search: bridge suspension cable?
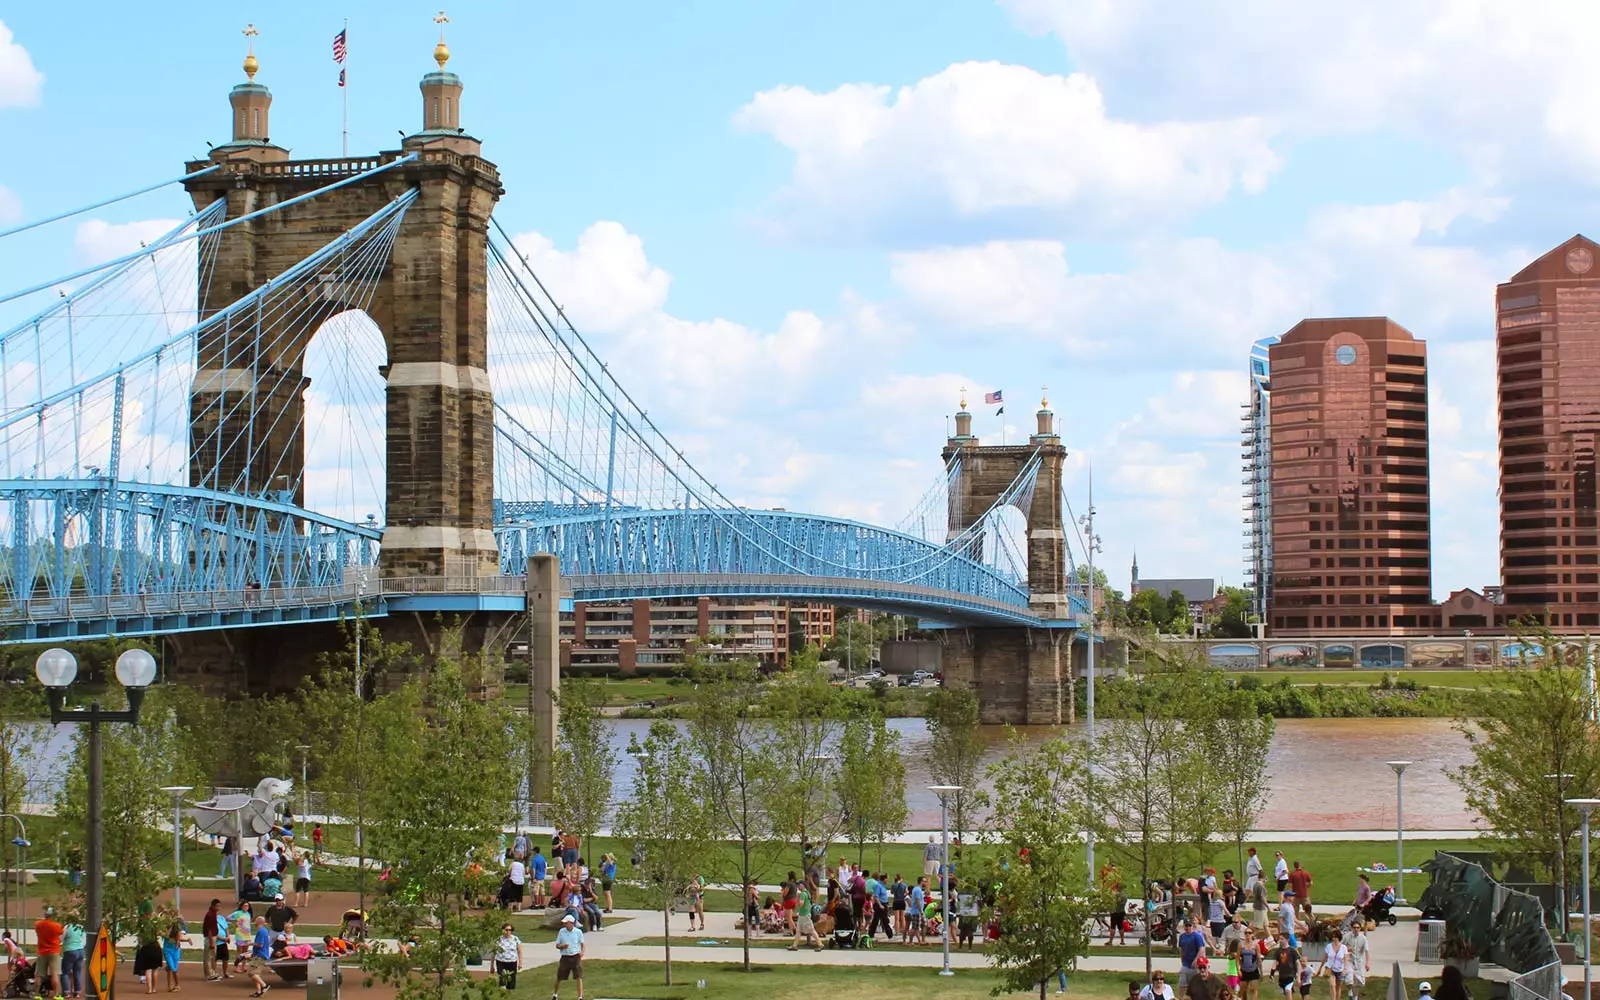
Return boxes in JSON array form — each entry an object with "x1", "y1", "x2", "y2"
[
  {"x1": 0, "y1": 165, "x2": 222, "y2": 242},
  {"x1": 0, "y1": 154, "x2": 416, "y2": 309}
]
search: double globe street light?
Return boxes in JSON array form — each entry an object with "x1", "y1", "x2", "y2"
[{"x1": 36, "y1": 646, "x2": 158, "y2": 939}]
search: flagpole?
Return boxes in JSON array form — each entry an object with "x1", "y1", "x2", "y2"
[{"x1": 341, "y1": 18, "x2": 349, "y2": 157}]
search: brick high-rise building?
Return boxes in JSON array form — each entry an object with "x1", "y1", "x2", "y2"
[
  {"x1": 1265, "y1": 318, "x2": 1436, "y2": 635},
  {"x1": 1495, "y1": 236, "x2": 1600, "y2": 629}
]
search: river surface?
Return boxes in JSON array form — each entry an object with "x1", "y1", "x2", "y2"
[
  {"x1": 13, "y1": 717, "x2": 1474, "y2": 832},
  {"x1": 594, "y1": 716, "x2": 1474, "y2": 832}
]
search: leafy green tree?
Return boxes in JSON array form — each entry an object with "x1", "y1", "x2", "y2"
[
  {"x1": 615, "y1": 722, "x2": 715, "y2": 986},
  {"x1": 550, "y1": 679, "x2": 617, "y2": 861},
  {"x1": 836, "y1": 712, "x2": 908, "y2": 869},
  {"x1": 1126, "y1": 589, "x2": 1172, "y2": 630},
  {"x1": 1098, "y1": 655, "x2": 1215, "y2": 969},
  {"x1": 686, "y1": 658, "x2": 782, "y2": 971},
  {"x1": 763, "y1": 650, "x2": 844, "y2": 872},
  {"x1": 360, "y1": 656, "x2": 522, "y2": 1000},
  {"x1": 1207, "y1": 690, "x2": 1275, "y2": 877},
  {"x1": 1211, "y1": 586, "x2": 1256, "y2": 638},
  {"x1": 925, "y1": 686, "x2": 983, "y2": 839},
  {"x1": 980, "y1": 736, "x2": 1100, "y2": 1000},
  {"x1": 1450, "y1": 629, "x2": 1600, "y2": 932}
]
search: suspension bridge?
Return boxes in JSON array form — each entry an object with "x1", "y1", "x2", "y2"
[{"x1": 0, "y1": 37, "x2": 1083, "y2": 722}]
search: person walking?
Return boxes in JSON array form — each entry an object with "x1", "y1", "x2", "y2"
[
  {"x1": 923, "y1": 836, "x2": 942, "y2": 880},
  {"x1": 493, "y1": 923, "x2": 522, "y2": 989},
  {"x1": 686, "y1": 872, "x2": 706, "y2": 932},
  {"x1": 1246, "y1": 848, "x2": 1264, "y2": 890},
  {"x1": 1251, "y1": 880, "x2": 1270, "y2": 933},
  {"x1": 1320, "y1": 928, "x2": 1349, "y2": 1000},
  {"x1": 1272, "y1": 933, "x2": 1301, "y2": 999},
  {"x1": 219, "y1": 836, "x2": 236, "y2": 879},
  {"x1": 1274, "y1": 852, "x2": 1290, "y2": 893},
  {"x1": 868, "y1": 872, "x2": 894, "y2": 940},
  {"x1": 162, "y1": 920, "x2": 190, "y2": 993},
  {"x1": 1344, "y1": 924, "x2": 1371, "y2": 1000},
  {"x1": 788, "y1": 881, "x2": 822, "y2": 952},
  {"x1": 530, "y1": 847, "x2": 549, "y2": 909},
  {"x1": 229, "y1": 903, "x2": 253, "y2": 975},
  {"x1": 1287, "y1": 862, "x2": 1313, "y2": 918},
  {"x1": 552, "y1": 913, "x2": 584, "y2": 1000},
  {"x1": 247, "y1": 916, "x2": 272, "y2": 998},
  {"x1": 1178, "y1": 918, "x2": 1208, "y2": 996},
  {"x1": 61, "y1": 916, "x2": 85, "y2": 999},
  {"x1": 891, "y1": 873, "x2": 909, "y2": 939},
  {"x1": 35, "y1": 905, "x2": 64, "y2": 998},
  {"x1": 310, "y1": 825, "x2": 323, "y2": 863},
  {"x1": 202, "y1": 899, "x2": 224, "y2": 981},
  {"x1": 1238, "y1": 928, "x2": 1264, "y2": 1000},
  {"x1": 1278, "y1": 891, "x2": 1299, "y2": 947}
]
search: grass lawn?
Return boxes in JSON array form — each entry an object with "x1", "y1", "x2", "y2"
[
  {"x1": 1266, "y1": 670, "x2": 1499, "y2": 689},
  {"x1": 508, "y1": 961, "x2": 1486, "y2": 1000}
]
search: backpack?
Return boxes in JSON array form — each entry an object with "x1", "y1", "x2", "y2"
[{"x1": 1240, "y1": 947, "x2": 1260, "y2": 975}]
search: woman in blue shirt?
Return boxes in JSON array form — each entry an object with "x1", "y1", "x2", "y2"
[{"x1": 600, "y1": 854, "x2": 617, "y2": 913}]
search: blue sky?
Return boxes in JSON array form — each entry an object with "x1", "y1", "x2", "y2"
[{"x1": 5, "y1": 1, "x2": 1600, "y2": 599}]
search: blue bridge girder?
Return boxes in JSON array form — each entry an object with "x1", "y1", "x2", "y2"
[{"x1": 0, "y1": 480, "x2": 1072, "y2": 643}]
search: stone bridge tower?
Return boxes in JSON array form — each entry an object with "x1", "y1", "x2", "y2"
[
  {"x1": 183, "y1": 33, "x2": 501, "y2": 580},
  {"x1": 938, "y1": 392, "x2": 1076, "y2": 724}
]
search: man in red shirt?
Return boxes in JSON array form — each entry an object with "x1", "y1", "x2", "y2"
[
  {"x1": 1286, "y1": 861, "x2": 1314, "y2": 917},
  {"x1": 34, "y1": 905, "x2": 63, "y2": 996}
]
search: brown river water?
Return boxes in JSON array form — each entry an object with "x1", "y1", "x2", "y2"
[{"x1": 601, "y1": 716, "x2": 1475, "y2": 831}]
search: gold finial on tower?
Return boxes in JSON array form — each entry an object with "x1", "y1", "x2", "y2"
[
  {"x1": 242, "y1": 23, "x2": 260, "y2": 81},
  {"x1": 959, "y1": 387, "x2": 968, "y2": 411},
  {"x1": 1041, "y1": 384, "x2": 1049, "y2": 409},
  {"x1": 432, "y1": 10, "x2": 451, "y2": 69}
]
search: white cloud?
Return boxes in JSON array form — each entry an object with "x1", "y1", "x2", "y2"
[
  {"x1": 0, "y1": 21, "x2": 42, "y2": 109},
  {"x1": 888, "y1": 186, "x2": 1520, "y2": 365},
  {"x1": 73, "y1": 218, "x2": 183, "y2": 266},
  {"x1": 510, "y1": 222, "x2": 668, "y2": 334},
  {"x1": 999, "y1": 0, "x2": 1600, "y2": 177},
  {"x1": 736, "y1": 60, "x2": 1278, "y2": 239}
]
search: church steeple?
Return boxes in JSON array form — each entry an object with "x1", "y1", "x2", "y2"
[{"x1": 1131, "y1": 550, "x2": 1139, "y2": 593}]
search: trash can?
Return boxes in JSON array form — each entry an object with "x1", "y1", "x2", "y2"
[{"x1": 306, "y1": 956, "x2": 341, "y2": 1000}]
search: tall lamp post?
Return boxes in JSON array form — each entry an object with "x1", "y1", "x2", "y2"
[
  {"x1": 1568, "y1": 797, "x2": 1600, "y2": 1000},
  {"x1": 0, "y1": 815, "x2": 28, "y2": 939},
  {"x1": 1078, "y1": 479, "x2": 1101, "y2": 881},
  {"x1": 159, "y1": 786, "x2": 193, "y2": 915},
  {"x1": 930, "y1": 784, "x2": 963, "y2": 977},
  {"x1": 36, "y1": 647, "x2": 158, "y2": 942},
  {"x1": 295, "y1": 744, "x2": 311, "y2": 820},
  {"x1": 1386, "y1": 761, "x2": 1411, "y2": 904}
]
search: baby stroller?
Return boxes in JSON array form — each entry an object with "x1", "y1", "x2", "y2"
[
  {"x1": 829, "y1": 906, "x2": 859, "y2": 949},
  {"x1": 1361, "y1": 886, "x2": 1397, "y2": 926},
  {"x1": 2, "y1": 958, "x2": 33, "y2": 999},
  {"x1": 341, "y1": 908, "x2": 370, "y2": 943}
]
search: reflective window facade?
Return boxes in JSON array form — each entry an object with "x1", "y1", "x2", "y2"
[
  {"x1": 1495, "y1": 236, "x2": 1600, "y2": 630},
  {"x1": 1266, "y1": 318, "x2": 1435, "y2": 636}
]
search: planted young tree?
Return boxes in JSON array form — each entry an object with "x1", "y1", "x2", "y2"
[
  {"x1": 836, "y1": 712, "x2": 908, "y2": 870},
  {"x1": 550, "y1": 679, "x2": 617, "y2": 862},
  {"x1": 615, "y1": 722, "x2": 714, "y2": 987},
  {"x1": 1207, "y1": 688, "x2": 1275, "y2": 876},
  {"x1": 981, "y1": 736, "x2": 1101, "y2": 1000},
  {"x1": 361, "y1": 656, "x2": 522, "y2": 1000},
  {"x1": 1098, "y1": 655, "x2": 1215, "y2": 970},
  {"x1": 925, "y1": 685, "x2": 983, "y2": 838},
  {"x1": 1450, "y1": 628, "x2": 1600, "y2": 932},
  {"x1": 763, "y1": 650, "x2": 844, "y2": 871},
  {"x1": 685, "y1": 657, "x2": 781, "y2": 972}
]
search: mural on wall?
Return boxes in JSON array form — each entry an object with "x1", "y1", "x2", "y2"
[
  {"x1": 1323, "y1": 644, "x2": 1356, "y2": 668},
  {"x1": 1267, "y1": 644, "x2": 1319, "y2": 669},
  {"x1": 1501, "y1": 642, "x2": 1544, "y2": 663},
  {"x1": 1359, "y1": 643, "x2": 1407, "y2": 669},
  {"x1": 1471, "y1": 642, "x2": 1493, "y2": 666},
  {"x1": 1208, "y1": 644, "x2": 1260, "y2": 670},
  {"x1": 1411, "y1": 641, "x2": 1465, "y2": 669}
]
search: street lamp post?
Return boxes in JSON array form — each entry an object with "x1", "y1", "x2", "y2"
[
  {"x1": 295, "y1": 744, "x2": 311, "y2": 821},
  {"x1": 36, "y1": 646, "x2": 158, "y2": 944},
  {"x1": 0, "y1": 815, "x2": 28, "y2": 939},
  {"x1": 159, "y1": 786, "x2": 193, "y2": 915},
  {"x1": 930, "y1": 784, "x2": 963, "y2": 977},
  {"x1": 1386, "y1": 761, "x2": 1411, "y2": 904},
  {"x1": 1568, "y1": 798, "x2": 1600, "y2": 1000}
]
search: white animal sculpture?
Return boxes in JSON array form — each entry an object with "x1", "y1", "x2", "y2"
[{"x1": 188, "y1": 777, "x2": 293, "y2": 839}]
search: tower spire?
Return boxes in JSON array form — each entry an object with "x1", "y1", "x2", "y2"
[
  {"x1": 242, "y1": 23, "x2": 259, "y2": 81},
  {"x1": 433, "y1": 10, "x2": 451, "y2": 69}
]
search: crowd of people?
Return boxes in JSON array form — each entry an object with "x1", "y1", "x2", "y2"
[{"x1": 493, "y1": 829, "x2": 617, "y2": 935}]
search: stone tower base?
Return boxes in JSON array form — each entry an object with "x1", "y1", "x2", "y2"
[{"x1": 937, "y1": 627, "x2": 1074, "y2": 726}]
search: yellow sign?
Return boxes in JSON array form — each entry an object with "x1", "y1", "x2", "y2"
[{"x1": 86, "y1": 924, "x2": 116, "y2": 998}]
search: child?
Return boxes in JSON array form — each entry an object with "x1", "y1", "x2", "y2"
[
  {"x1": 1227, "y1": 938, "x2": 1242, "y2": 993},
  {"x1": 1297, "y1": 957, "x2": 1314, "y2": 999},
  {"x1": 163, "y1": 921, "x2": 190, "y2": 993}
]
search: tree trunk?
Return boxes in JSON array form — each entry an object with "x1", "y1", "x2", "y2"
[
  {"x1": 663, "y1": 900, "x2": 673, "y2": 986},
  {"x1": 741, "y1": 838, "x2": 752, "y2": 972}
]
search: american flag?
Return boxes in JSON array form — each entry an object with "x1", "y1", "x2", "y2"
[
  {"x1": 984, "y1": 390, "x2": 1003, "y2": 404},
  {"x1": 332, "y1": 29, "x2": 348, "y2": 63},
  {"x1": 338, "y1": 68, "x2": 346, "y2": 88}
]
